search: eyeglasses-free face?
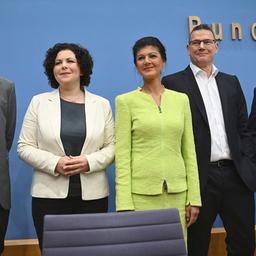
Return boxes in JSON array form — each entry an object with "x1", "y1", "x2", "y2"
[
  {"x1": 53, "y1": 50, "x2": 82, "y2": 87},
  {"x1": 135, "y1": 46, "x2": 165, "y2": 81}
]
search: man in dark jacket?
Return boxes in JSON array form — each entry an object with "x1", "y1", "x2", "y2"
[{"x1": 162, "y1": 24, "x2": 256, "y2": 256}]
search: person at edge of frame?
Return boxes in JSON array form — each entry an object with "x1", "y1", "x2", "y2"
[
  {"x1": 162, "y1": 24, "x2": 256, "y2": 256},
  {"x1": 0, "y1": 77, "x2": 16, "y2": 256}
]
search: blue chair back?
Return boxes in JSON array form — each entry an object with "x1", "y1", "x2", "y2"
[{"x1": 43, "y1": 208, "x2": 187, "y2": 256}]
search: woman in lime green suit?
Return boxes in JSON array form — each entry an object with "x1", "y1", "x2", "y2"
[{"x1": 115, "y1": 37, "x2": 201, "y2": 241}]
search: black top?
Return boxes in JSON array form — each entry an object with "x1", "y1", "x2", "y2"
[{"x1": 60, "y1": 99, "x2": 86, "y2": 197}]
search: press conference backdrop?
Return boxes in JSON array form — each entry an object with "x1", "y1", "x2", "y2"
[{"x1": 0, "y1": 0, "x2": 255, "y2": 239}]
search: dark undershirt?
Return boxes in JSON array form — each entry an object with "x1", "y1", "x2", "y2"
[{"x1": 60, "y1": 98, "x2": 86, "y2": 197}]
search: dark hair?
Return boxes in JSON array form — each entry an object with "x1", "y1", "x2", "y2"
[
  {"x1": 189, "y1": 24, "x2": 216, "y2": 42},
  {"x1": 43, "y1": 43, "x2": 93, "y2": 88},
  {"x1": 132, "y1": 36, "x2": 167, "y2": 65}
]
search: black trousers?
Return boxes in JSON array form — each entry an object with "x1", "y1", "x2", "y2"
[
  {"x1": 32, "y1": 196, "x2": 108, "y2": 252},
  {"x1": 0, "y1": 205, "x2": 9, "y2": 254},
  {"x1": 188, "y1": 162, "x2": 255, "y2": 256}
]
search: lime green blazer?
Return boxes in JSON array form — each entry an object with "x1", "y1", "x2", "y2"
[{"x1": 115, "y1": 88, "x2": 201, "y2": 211}]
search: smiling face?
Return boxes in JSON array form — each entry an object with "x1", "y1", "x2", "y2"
[
  {"x1": 187, "y1": 29, "x2": 218, "y2": 69},
  {"x1": 135, "y1": 46, "x2": 165, "y2": 81},
  {"x1": 53, "y1": 49, "x2": 82, "y2": 87}
]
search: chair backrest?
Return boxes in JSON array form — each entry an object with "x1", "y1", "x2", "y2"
[{"x1": 42, "y1": 208, "x2": 187, "y2": 256}]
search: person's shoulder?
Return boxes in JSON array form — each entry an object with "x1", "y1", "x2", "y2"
[
  {"x1": 217, "y1": 71, "x2": 238, "y2": 80},
  {"x1": 216, "y1": 71, "x2": 242, "y2": 88},
  {"x1": 86, "y1": 90, "x2": 111, "y2": 107},
  {"x1": 165, "y1": 88, "x2": 189, "y2": 101},
  {"x1": 116, "y1": 89, "x2": 139, "y2": 101},
  {"x1": 162, "y1": 67, "x2": 189, "y2": 81},
  {"x1": 31, "y1": 90, "x2": 57, "y2": 102},
  {"x1": 0, "y1": 76, "x2": 14, "y2": 89},
  {"x1": 163, "y1": 70, "x2": 184, "y2": 79}
]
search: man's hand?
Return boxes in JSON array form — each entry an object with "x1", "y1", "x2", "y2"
[{"x1": 186, "y1": 205, "x2": 200, "y2": 227}]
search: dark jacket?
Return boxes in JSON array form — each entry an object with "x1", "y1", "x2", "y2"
[
  {"x1": 162, "y1": 66, "x2": 256, "y2": 192},
  {"x1": 0, "y1": 77, "x2": 16, "y2": 209}
]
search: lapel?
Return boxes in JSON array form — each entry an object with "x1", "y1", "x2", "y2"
[
  {"x1": 215, "y1": 72, "x2": 229, "y2": 127},
  {"x1": 47, "y1": 89, "x2": 98, "y2": 154},
  {"x1": 47, "y1": 89, "x2": 64, "y2": 152},
  {"x1": 183, "y1": 66, "x2": 209, "y2": 125},
  {"x1": 81, "y1": 89, "x2": 96, "y2": 152}
]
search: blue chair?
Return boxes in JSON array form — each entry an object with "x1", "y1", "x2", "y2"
[{"x1": 43, "y1": 208, "x2": 187, "y2": 256}]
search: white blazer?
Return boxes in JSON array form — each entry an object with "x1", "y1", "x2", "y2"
[{"x1": 17, "y1": 89, "x2": 115, "y2": 200}]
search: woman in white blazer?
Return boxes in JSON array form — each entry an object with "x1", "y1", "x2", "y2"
[{"x1": 17, "y1": 43, "x2": 115, "y2": 250}]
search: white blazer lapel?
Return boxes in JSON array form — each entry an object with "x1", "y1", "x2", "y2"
[
  {"x1": 82, "y1": 90, "x2": 96, "y2": 152},
  {"x1": 47, "y1": 90, "x2": 64, "y2": 152}
]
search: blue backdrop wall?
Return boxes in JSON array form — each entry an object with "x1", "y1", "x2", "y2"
[{"x1": 1, "y1": 0, "x2": 255, "y2": 239}]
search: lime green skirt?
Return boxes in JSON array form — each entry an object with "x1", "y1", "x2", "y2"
[{"x1": 132, "y1": 190, "x2": 187, "y2": 243}]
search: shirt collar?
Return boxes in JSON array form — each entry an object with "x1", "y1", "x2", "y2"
[{"x1": 190, "y1": 62, "x2": 219, "y2": 78}]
